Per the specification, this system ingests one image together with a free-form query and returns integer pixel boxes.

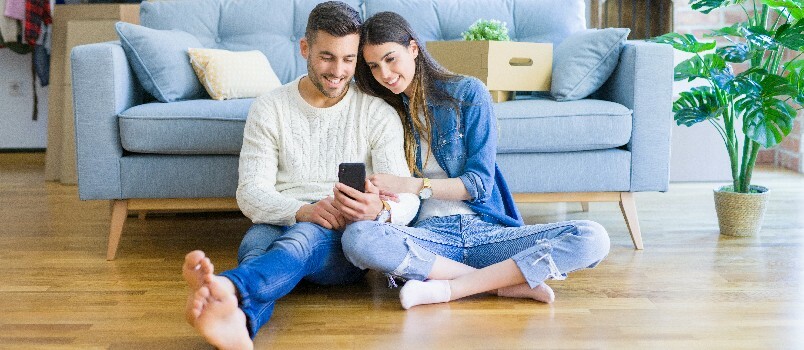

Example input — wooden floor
[1,152,803,349]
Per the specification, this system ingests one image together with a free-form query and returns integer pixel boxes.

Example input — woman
[334,11,610,309]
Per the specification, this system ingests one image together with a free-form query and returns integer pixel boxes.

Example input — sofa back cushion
[139,0,363,85]
[115,22,207,102]
[364,0,586,46]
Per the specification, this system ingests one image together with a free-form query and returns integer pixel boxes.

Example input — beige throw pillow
[188,48,281,100]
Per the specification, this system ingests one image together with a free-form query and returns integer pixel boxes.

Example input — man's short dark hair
[305,1,362,44]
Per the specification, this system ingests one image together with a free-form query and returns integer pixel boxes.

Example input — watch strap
[418,177,432,199]
[375,200,391,222]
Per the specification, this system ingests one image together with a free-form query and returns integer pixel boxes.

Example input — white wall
[0,49,48,149]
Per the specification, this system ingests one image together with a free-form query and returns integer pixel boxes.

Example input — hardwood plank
[1,152,803,349]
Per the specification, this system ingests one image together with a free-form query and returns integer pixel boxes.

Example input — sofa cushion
[494,97,632,153]
[115,22,207,102]
[140,0,362,85]
[365,0,586,46]
[551,28,631,101]
[119,99,253,155]
[188,48,282,100]
[498,149,631,192]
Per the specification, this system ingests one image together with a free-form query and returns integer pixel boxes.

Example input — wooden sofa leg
[619,192,643,250]
[108,200,128,260]
[580,202,589,212]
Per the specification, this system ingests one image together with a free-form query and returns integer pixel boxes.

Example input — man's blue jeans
[220,223,365,338]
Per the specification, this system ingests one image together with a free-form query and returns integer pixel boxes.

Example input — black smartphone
[338,163,366,193]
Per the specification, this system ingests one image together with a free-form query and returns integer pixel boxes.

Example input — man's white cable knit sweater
[237,77,419,226]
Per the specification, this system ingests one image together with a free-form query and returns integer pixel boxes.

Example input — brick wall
[673,0,804,173]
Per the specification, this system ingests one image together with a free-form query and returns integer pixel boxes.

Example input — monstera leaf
[775,19,804,50]
[785,60,804,104]
[735,74,797,147]
[725,67,764,94]
[762,0,804,20]
[788,71,804,104]
[716,43,751,62]
[740,26,780,50]
[691,0,746,13]
[675,54,726,81]
[673,87,725,127]
[706,23,745,37]
[651,33,716,53]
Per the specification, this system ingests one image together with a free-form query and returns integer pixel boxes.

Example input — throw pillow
[550,28,630,101]
[115,22,206,102]
[188,48,282,100]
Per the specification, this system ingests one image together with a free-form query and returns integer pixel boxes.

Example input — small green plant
[462,19,511,41]
[651,0,803,194]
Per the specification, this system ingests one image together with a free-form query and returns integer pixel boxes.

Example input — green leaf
[650,33,717,53]
[725,66,764,94]
[711,64,738,89]
[785,60,804,104]
[674,54,726,81]
[730,74,764,94]
[784,59,804,72]
[775,19,804,50]
[786,68,804,104]
[737,94,796,147]
[706,23,745,37]
[673,87,724,126]
[762,0,804,20]
[716,43,751,62]
[740,26,780,50]
[675,56,707,81]
[734,71,798,148]
[691,0,746,14]
[462,19,511,41]
[759,72,798,97]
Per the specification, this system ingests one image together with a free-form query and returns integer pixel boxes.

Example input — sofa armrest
[593,40,674,192]
[71,41,145,200]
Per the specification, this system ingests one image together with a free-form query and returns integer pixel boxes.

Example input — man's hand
[295,197,347,231]
[333,180,384,222]
[369,173,422,194]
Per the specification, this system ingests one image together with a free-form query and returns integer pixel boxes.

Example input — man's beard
[307,61,349,99]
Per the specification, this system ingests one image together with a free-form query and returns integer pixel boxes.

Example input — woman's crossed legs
[342,215,610,308]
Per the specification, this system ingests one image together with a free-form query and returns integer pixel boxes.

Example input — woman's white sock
[399,280,451,309]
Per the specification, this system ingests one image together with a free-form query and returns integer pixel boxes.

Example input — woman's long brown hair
[355,11,462,176]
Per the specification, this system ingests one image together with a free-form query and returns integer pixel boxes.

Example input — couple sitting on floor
[181,2,610,349]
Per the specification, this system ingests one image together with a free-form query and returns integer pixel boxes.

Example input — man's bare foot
[183,250,214,290]
[189,277,253,350]
[497,282,555,303]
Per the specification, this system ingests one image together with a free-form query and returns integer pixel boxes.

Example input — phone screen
[338,163,366,192]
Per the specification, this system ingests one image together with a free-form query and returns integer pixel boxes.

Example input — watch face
[419,187,433,199]
[377,210,391,223]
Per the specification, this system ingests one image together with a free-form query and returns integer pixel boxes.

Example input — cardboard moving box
[426,40,552,102]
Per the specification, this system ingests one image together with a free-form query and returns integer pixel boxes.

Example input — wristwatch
[375,200,392,223]
[418,178,433,199]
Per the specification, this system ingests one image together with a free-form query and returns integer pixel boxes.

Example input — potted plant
[461,19,512,41]
[651,0,803,236]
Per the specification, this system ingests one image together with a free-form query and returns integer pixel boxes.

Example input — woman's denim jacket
[403,76,524,227]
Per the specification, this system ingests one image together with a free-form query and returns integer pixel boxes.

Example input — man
[181,2,419,349]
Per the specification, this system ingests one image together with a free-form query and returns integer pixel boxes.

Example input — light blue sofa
[71,0,673,260]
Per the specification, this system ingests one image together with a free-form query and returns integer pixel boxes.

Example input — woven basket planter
[713,185,770,237]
